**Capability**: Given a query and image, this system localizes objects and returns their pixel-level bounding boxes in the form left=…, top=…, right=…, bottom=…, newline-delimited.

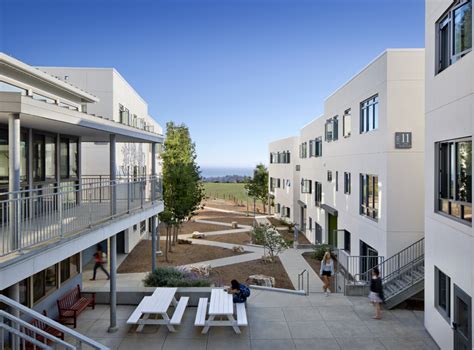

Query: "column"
left=108, top=134, right=118, bottom=333
left=151, top=143, right=157, bottom=269
left=8, top=114, right=20, bottom=251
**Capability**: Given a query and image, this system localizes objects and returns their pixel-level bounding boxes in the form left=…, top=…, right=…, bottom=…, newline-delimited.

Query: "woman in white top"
left=319, top=251, right=334, bottom=296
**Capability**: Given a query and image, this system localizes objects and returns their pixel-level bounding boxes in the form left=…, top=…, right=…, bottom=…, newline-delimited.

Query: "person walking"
left=320, top=251, right=334, bottom=296
left=368, top=267, right=384, bottom=319
left=90, top=244, right=110, bottom=280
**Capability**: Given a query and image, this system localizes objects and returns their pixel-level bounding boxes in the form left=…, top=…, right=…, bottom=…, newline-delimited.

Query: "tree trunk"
left=164, top=226, right=169, bottom=262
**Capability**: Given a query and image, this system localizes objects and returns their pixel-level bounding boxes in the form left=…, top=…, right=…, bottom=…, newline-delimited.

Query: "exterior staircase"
left=343, top=238, right=424, bottom=309
left=0, top=294, right=107, bottom=349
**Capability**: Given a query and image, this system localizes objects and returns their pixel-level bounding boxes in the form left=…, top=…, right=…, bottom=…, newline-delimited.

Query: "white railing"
left=0, top=294, right=108, bottom=350
left=0, top=175, right=162, bottom=257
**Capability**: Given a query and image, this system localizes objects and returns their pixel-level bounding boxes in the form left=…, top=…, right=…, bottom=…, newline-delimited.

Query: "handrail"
left=353, top=237, right=424, bottom=284
left=0, top=294, right=108, bottom=349
left=297, top=269, right=309, bottom=295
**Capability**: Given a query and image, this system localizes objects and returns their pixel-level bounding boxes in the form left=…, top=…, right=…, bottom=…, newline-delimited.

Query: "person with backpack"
left=227, top=279, right=250, bottom=303
left=368, top=267, right=384, bottom=319
left=90, top=244, right=110, bottom=280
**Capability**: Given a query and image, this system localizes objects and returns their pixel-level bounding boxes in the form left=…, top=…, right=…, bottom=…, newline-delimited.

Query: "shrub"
left=312, top=244, right=333, bottom=261
left=143, top=266, right=212, bottom=287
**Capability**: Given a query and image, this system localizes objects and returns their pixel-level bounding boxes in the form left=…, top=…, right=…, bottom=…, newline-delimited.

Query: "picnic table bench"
left=127, top=287, right=189, bottom=332
left=57, top=284, right=95, bottom=328
left=195, top=288, right=248, bottom=334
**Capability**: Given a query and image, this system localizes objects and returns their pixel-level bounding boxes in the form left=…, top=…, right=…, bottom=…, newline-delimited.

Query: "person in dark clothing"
left=227, top=279, right=250, bottom=303
left=90, top=244, right=110, bottom=280
left=368, top=267, right=384, bottom=319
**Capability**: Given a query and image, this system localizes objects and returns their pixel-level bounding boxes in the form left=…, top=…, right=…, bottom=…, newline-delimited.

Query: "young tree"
left=244, top=163, right=269, bottom=213
left=160, top=122, right=204, bottom=255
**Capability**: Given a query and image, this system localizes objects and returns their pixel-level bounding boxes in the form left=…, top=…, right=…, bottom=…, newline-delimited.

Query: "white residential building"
left=424, top=0, right=473, bottom=349
left=270, top=49, right=425, bottom=265
left=0, top=53, right=163, bottom=336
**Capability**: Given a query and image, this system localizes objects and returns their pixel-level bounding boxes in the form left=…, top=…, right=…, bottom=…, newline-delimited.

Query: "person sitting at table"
left=227, top=279, right=250, bottom=303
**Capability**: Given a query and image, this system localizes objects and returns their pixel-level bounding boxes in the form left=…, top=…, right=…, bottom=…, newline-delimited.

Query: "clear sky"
left=1, top=0, right=425, bottom=169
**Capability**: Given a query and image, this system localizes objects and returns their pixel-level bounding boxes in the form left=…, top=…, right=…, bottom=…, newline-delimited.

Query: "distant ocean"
left=200, top=166, right=253, bottom=178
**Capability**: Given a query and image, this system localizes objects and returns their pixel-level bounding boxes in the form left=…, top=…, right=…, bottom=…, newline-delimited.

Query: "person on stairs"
left=320, top=251, right=334, bottom=296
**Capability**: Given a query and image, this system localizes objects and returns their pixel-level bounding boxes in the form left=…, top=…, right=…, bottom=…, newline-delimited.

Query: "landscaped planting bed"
left=196, top=210, right=257, bottom=226
left=209, top=257, right=294, bottom=290
left=278, top=229, right=311, bottom=245
left=203, top=232, right=252, bottom=245
left=302, top=252, right=337, bottom=292
left=117, top=240, right=246, bottom=273
left=158, top=220, right=232, bottom=236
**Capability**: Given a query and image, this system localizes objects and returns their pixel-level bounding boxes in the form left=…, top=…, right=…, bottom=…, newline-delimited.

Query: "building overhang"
left=321, top=204, right=338, bottom=216
left=0, top=92, right=164, bottom=143
left=297, top=200, right=307, bottom=208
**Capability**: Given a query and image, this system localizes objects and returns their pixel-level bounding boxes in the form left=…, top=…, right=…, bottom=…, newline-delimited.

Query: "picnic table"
left=127, top=287, right=189, bottom=332
left=197, top=288, right=247, bottom=334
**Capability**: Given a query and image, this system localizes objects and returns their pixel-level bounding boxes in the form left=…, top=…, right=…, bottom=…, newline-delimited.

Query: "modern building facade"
left=424, top=0, right=473, bottom=349
left=0, top=53, right=164, bottom=332
left=270, top=49, right=425, bottom=262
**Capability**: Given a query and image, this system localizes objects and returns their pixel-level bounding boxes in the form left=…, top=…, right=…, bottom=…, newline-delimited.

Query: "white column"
left=108, top=134, right=118, bottom=333
left=8, top=114, right=20, bottom=251
left=151, top=143, right=157, bottom=269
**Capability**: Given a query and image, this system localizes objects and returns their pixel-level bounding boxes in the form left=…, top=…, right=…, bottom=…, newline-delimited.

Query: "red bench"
left=57, top=284, right=95, bottom=328
left=25, top=310, right=64, bottom=349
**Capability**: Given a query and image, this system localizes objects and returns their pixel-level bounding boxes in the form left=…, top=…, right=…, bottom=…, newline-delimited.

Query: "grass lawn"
left=203, top=182, right=249, bottom=202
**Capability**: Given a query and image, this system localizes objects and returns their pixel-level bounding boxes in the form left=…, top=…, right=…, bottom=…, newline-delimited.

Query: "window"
left=140, top=220, right=146, bottom=233
left=327, top=171, right=332, bottom=182
left=301, top=179, right=312, bottom=194
left=276, top=203, right=281, bottom=213
left=314, top=137, right=322, bottom=157
left=344, top=172, right=351, bottom=194
left=344, top=230, right=351, bottom=253
left=325, top=116, right=339, bottom=142
left=299, top=142, right=308, bottom=158
left=437, top=0, right=472, bottom=73
left=60, top=253, right=80, bottom=283
left=33, top=134, right=44, bottom=181
left=343, top=109, right=351, bottom=137
left=33, top=265, right=57, bottom=303
left=335, top=171, right=339, bottom=191
left=360, top=174, right=379, bottom=220
left=270, top=177, right=281, bottom=191
left=360, top=95, right=379, bottom=133
left=309, top=140, right=314, bottom=157
left=314, top=181, right=322, bottom=206
left=438, top=138, right=472, bottom=223
left=119, top=104, right=130, bottom=125
left=60, top=138, right=79, bottom=179
left=315, top=223, right=323, bottom=243
left=435, top=266, right=451, bottom=320
left=308, top=217, right=312, bottom=231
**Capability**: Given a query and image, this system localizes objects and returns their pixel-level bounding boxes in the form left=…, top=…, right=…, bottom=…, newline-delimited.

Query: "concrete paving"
left=279, top=248, right=324, bottom=292
left=69, top=289, right=439, bottom=350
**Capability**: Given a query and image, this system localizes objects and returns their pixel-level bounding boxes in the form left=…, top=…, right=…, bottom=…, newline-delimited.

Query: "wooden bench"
left=170, top=297, right=189, bottom=325
left=57, top=284, right=95, bottom=328
left=25, top=311, right=64, bottom=349
left=235, top=303, right=248, bottom=326
left=194, top=298, right=208, bottom=327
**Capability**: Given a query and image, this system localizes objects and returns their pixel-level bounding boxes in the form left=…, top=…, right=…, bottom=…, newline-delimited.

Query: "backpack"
left=240, top=285, right=251, bottom=298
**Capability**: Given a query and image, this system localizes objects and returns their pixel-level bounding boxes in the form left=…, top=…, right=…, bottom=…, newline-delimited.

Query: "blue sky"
left=1, top=0, right=425, bottom=169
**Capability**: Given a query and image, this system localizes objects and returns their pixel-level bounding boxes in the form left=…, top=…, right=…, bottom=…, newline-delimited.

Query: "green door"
left=328, top=213, right=338, bottom=246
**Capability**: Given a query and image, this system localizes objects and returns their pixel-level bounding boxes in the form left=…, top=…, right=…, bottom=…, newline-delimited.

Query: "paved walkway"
left=72, top=290, right=439, bottom=350
left=280, top=248, right=324, bottom=292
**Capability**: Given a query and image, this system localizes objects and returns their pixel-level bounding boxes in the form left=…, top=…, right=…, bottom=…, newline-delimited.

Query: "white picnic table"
left=201, top=288, right=243, bottom=334
left=127, top=287, right=189, bottom=332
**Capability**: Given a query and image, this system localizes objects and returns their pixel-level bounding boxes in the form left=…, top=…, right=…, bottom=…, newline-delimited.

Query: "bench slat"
left=236, top=303, right=248, bottom=326
left=170, top=297, right=189, bottom=325
left=127, top=296, right=152, bottom=324
left=194, top=298, right=208, bottom=326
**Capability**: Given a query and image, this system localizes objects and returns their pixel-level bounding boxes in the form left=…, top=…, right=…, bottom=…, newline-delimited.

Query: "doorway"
left=453, top=285, right=472, bottom=350
left=327, top=213, right=337, bottom=246
left=359, top=240, right=378, bottom=275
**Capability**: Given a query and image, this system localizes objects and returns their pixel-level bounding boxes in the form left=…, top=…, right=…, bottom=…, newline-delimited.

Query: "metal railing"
left=297, top=269, right=309, bottom=295
left=0, top=175, right=162, bottom=257
left=0, top=294, right=108, bottom=350
left=336, top=249, right=385, bottom=283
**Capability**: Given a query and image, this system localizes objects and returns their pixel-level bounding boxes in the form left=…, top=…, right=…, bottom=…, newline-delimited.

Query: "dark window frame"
left=360, top=95, right=379, bottom=134
left=435, top=266, right=451, bottom=322
left=360, top=173, right=379, bottom=221
left=344, top=172, right=351, bottom=194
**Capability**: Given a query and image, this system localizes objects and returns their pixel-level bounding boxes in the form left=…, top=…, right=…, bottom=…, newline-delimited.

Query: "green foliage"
left=312, top=244, right=333, bottom=261
left=143, top=267, right=211, bottom=287
left=244, top=163, right=269, bottom=210
left=251, top=224, right=289, bottom=262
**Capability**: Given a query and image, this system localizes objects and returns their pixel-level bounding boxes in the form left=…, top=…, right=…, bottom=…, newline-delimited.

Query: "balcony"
left=0, top=175, right=162, bottom=258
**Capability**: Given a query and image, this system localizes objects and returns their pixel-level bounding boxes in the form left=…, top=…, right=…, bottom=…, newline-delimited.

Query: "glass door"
left=453, top=284, right=472, bottom=350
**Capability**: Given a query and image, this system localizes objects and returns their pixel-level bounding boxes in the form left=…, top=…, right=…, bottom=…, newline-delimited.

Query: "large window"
left=60, top=138, right=79, bottom=179
left=299, top=142, right=308, bottom=158
left=315, top=137, right=322, bottom=157
left=344, top=172, right=351, bottom=194
left=60, top=254, right=80, bottom=284
left=360, top=95, right=379, bottom=133
left=360, top=174, right=379, bottom=220
left=301, top=179, right=312, bottom=194
left=435, top=266, right=451, bottom=321
left=325, top=116, right=339, bottom=142
left=343, top=109, right=351, bottom=137
left=32, top=134, right=56, bottom=182
left=314, top=181, right=322, bottom=206
left=437, top=0, right=472, bottom=73
left=33, top=265, right=57, bottom=303
left=438, top=138, right=472, bottom=223
left=270, top=151, right=290, bottom=164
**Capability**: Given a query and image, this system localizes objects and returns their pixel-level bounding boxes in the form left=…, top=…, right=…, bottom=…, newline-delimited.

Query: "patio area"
left=67, top=290, right=438, bottom=350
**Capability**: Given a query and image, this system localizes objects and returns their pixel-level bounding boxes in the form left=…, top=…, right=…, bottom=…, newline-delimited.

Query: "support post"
left=151, top=143, right=158, bottom=268
left=108, top=134, right=118, bottom=333
left=8, top=114, right=20, bottom=252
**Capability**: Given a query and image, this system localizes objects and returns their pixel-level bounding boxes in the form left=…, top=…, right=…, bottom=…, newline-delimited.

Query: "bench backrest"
left=57, top=285, right=81, bottom=309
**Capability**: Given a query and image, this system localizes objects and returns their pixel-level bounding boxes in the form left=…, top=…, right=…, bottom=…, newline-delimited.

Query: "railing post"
left=59, top=192, right=64, bottom=238
left=88, top=192, right=92, bottom=228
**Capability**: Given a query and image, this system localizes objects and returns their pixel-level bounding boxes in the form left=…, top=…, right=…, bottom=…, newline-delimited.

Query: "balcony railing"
left=0, top=175, right=162, bottom=257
